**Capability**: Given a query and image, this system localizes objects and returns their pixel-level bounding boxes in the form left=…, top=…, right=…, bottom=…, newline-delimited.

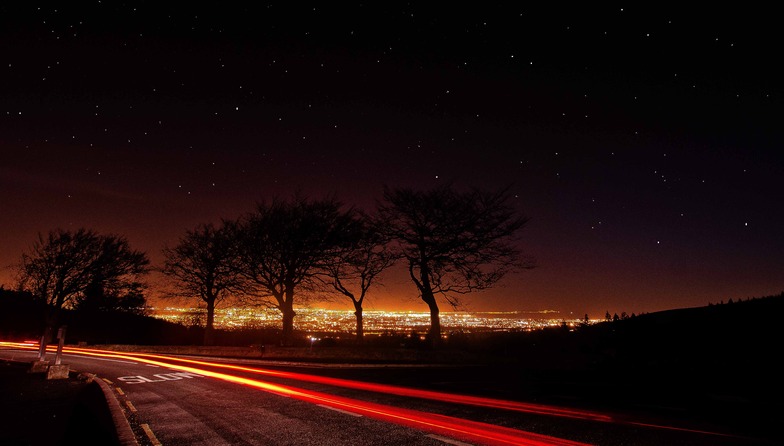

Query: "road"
left=0, top=342, right=776, bottom=446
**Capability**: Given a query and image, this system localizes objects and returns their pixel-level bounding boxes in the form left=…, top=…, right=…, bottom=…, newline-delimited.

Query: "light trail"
left=0, top=341, right=588, bottom=446
left=1, top=341, right=746, bottom=442
left=91, top=349, right=613, bottom=422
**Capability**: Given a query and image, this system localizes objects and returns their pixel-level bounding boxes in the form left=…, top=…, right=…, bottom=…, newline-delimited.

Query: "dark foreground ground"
left=0, top=360, right=121, bottom=446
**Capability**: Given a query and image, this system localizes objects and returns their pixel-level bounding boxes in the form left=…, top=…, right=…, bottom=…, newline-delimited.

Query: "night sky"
left=2, top=3, right=782, bottom=318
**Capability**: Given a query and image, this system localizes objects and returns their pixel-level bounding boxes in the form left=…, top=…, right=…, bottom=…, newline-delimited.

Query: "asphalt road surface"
left=0, top=343, right=776, bottom=446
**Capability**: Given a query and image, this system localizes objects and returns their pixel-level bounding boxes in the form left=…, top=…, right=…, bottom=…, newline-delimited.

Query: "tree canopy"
left=8, top=185, right=537, bottom=348
left=161, top=221, right=243, bottom=345
left=377, top=184, right=534, bottom=343
left=235, top=194, right=361, bottom=345
left=16, top=228, right=150, bottom=334
left=323, top=213, right=397, bottom=342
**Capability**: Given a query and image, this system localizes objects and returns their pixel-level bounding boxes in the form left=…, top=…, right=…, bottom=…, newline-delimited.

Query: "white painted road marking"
left=117, top=371, right=205, bottom=384
left=426, top=434, right=474, bottom=446
left=317, top=404, right=363, bottom=417
left=62, top=354, right=137, bottom=364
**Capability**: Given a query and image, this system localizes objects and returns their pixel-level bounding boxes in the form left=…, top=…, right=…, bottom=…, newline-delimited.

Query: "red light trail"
left=1, top=341, right=746, bottom=444
left=1, top=341, right=587, bottom=445
left=106, top=350, right=614, bottom=422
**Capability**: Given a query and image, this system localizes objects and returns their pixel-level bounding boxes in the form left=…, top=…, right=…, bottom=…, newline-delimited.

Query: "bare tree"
left=235, top=194, right=360, bottom=346
left=74, top=233, right=151, bottom=315
left=161, top=221, right=242, bottom=345
left=323, top=215, right=397, bottom=342
left=16, top=228, right=149, bottom=352
left=377, top=184, right=534, bottom=344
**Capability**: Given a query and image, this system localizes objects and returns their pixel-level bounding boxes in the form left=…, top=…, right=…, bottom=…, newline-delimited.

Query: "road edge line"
left=95, top=374, right=139, bottom=446
left=141, top=423, right=163, bottom=446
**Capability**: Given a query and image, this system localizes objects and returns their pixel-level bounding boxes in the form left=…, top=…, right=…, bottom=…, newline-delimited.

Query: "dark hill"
left=0, top=288, right=200, bottom=345
left=578, top=292, right=782, bottom=381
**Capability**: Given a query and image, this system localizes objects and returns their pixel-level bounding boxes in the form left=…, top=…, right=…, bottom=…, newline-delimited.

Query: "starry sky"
left=2, top=3, right=782, bottom=318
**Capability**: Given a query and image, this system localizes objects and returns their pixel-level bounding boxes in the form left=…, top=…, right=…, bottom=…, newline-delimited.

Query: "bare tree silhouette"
left=235, top=194, right=360, bottom=346
left=16, top=228, right=149, bottom=351
left=377, top=184, right=534, bottom=345
left=323, top=213, right=397, bottom=342
left=161, top=221, right=243, bottom=345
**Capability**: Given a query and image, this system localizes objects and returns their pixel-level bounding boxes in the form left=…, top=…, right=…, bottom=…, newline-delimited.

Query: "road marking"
left=317, top=404, right=363, bottom=417
left=102, top=378, right=113, bottom=384
left=117, top=371, right=205, bottom=384
left=125, top=400, right=137, bottom=413
left=141, top=423, right=162, bottom=446
left=61, top=354, right=137, bottom=364
left=426, top=434, right=474, bottom=446
left=115, top=387, right=125, bottom=396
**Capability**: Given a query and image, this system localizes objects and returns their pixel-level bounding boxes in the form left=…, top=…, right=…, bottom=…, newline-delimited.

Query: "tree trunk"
left=417, top=262, right=441, bottom=347
left=354, top=303, right=364, bottom=343
left=204, top=298, right=215, bottom=346
left=421, top=289, right=441, bottom=347
left=280, top=291, right=296, bottom=346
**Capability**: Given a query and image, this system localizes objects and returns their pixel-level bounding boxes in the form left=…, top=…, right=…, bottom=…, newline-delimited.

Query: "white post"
left=37, top=326, right=51, bottom=361
left=54, top=325, right=67, bottom=366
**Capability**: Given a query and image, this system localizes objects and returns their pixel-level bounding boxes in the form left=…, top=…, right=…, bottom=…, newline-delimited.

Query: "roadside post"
left=54, top=325, right=67, bottom=365
left=46, top=325, right=69, bottom=379
left=37, top=326, right=51, bottom=361
left=28, top=326, right=52, bottom=373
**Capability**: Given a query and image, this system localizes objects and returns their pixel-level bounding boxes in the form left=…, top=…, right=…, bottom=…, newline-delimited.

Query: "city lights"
left=152, top=307, right=592, bottom=334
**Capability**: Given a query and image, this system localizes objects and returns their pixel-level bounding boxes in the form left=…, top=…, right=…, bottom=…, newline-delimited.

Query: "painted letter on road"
left=118, top=371, right=204, bottom=384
